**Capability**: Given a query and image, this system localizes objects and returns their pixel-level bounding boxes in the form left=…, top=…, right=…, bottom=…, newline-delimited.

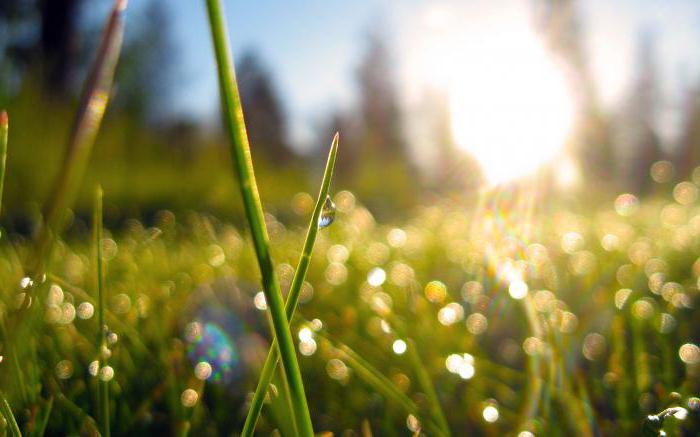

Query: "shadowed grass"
left=0, top=391, right=21, bottom=437
left=242, top=133, right=339, bottom=436
left=204, top=0, right=313, bottom=434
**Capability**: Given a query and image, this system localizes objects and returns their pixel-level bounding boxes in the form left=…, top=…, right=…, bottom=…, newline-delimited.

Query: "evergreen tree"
left=622, top=33, right=663, bottom=194
left=534, top=0, right=616, bottom=185
left=236, top=49, right=295, bottom=166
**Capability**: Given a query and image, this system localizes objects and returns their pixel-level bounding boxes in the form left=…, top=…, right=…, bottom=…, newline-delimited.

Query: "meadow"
left=0, top=0, right=699, bottom=436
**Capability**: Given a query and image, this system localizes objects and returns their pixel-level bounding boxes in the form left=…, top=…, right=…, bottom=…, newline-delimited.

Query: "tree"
left=619, top=32, right=663, bottom=194
left=114, top=1, right=175, bottom=123
left=0, top=0, right=81, bottom=97
left=236, top=49, right=295, bottom=166
left=677, top=82, right=700, bottom=179
left=534, top=0, right=616, bottom=186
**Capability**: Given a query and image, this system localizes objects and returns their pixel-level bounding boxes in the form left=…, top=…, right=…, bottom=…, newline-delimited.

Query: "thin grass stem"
left=94, top=186, right=110, bottom=437
left=0, top=111, right=8, bottom=215
left=318, top=333, right=446, bottom=437
left=204, top=0, right=313, bottom=434
left=241, top=134, right=338, bottom=436
left=0, top=391, right=21, bottom=437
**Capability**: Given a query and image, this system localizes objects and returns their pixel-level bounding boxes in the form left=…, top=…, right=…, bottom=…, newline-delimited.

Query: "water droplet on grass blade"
left=318, top=195, right=336, bottom=228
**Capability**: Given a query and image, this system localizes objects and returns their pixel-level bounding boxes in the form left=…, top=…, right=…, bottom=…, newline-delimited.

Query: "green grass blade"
left=204, top=1, right=313, bottom=434
left=242, top=134, right=338, bottom=436
left=0, top=110, right=8, bottom=215
left=28, top=0, right=127, bottom=279
left=405, top=339, right=450, bottom=435
left=0, top=391, right=22, bottom=437
left=317, top=332, right=446, bottom=437
left=34, top=396, right=54, bottom=437
left=384, top=315, right=450, bottom=435
left=93, top=186, right=110, bottom=437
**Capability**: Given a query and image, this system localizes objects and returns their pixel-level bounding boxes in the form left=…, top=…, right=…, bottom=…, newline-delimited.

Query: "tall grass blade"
left=0, top=391, right=22, bottom=437
left=28, top=0, right=127, bottom=279
left=242, top=134, right=338, bottom=436
left=0, top=110, right=8, bottom=214
left=204, top=0, right=313, bottom=434
left=93, top=186, right=110, bottom=437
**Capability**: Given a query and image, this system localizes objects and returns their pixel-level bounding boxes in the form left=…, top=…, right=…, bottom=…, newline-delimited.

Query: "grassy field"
left=0, top=177, right=699, bottom=435
left=0, top=0, right=698, bottom=436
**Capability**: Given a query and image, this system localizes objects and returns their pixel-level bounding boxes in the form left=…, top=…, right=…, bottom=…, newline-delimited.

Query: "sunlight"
left=409, top=5, right=576, bottom=185
left=449, top=29, right=575, bottom=184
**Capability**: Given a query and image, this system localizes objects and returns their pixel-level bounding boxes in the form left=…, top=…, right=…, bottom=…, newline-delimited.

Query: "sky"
left=148, top=0, right=700, bottom=150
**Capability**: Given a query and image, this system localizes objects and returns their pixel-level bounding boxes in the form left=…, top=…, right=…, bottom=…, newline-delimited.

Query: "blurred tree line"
left=536, top=0, right=700, bottom=196
left=1, top=0, right=700, bottom=230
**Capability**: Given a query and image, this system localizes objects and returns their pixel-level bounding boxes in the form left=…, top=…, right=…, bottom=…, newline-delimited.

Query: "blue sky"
left=145, top=0, right=700, bottom=148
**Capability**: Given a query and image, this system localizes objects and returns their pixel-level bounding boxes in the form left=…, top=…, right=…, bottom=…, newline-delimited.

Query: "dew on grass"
left=466, top=313, right=488, bottom=335
left=55, top=360, right=73, bottom=379
left=99, top=365, right=114, bottom=381
left=387, top=228, right=407, bottom=248
left=77, top=302, right=94, bottom=319
left=107, top=332, right=119, bottom=345
left=679, top=343, right=700, bottom=364
left=60, top=302, right=76, bottom=324
left=392, top=339, right=407, bottom=355
left=650, top=160, right=674, bottom=183
left=318, top=195, right=336, bottom=228
left=299, top=339, right=317, bottom=356
left=309, top=318, right=323, bottom=331
left=582, top=333, right=606, bottom=361
left=688, top=397, right=700, bottom=411
left=615, top=193, right=639, bottom=216
left=446, top=353, right=475, bottom=379
left=19, top=276, right=33, bottom=289
left=194, top=361, right=213, bottom=380
left=406, top=414, right=421, bottom=432
left=47, top=284, right=64, bottom=306
left=367, top=267, right=386, bottom=286
left=88, top=360, right=99, bottom=376
left=438, top=302, right=464, bottom=326
left=509, top=279, right=528, bottom=299
left=326, top=358, right=349, bottom=381
left=482, top=401, right=499, bottom=423
left=181, top=388, right=198, bottom=407
left=100, top=345, right=112, bottom=360
left=253, top=291, right=267, bottom=311
left=425, top=280, right=447, bottom=303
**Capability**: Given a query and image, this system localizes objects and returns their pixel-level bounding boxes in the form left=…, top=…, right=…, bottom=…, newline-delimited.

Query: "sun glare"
left=450, top=30, right=574, bottom=184
left=411, top=7, right=576, bottom=185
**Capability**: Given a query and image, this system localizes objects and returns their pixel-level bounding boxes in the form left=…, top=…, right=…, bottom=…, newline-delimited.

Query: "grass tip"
left=0, top=111, right=7, bottom=129
left=332, top=131, right=339, bottom=145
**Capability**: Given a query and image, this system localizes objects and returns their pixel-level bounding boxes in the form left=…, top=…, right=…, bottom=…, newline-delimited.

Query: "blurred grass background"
left=0, top=0, right=699, bottom=435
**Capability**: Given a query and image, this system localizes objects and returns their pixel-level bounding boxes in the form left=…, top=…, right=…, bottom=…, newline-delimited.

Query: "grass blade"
left=204, top=1, right=313, bottom=434
left=317, top=332, right=446, bottom=437
left=405, top=339, right=450, bottom=435
left=93, top=186, right=110, bottom=437
left=0, top=391, right=22, bottom=437
left=0, top=110, right=8, bottom=214
left=28, top=0, right=127, bottom=279
left=242, top=134, right=338, bottom=436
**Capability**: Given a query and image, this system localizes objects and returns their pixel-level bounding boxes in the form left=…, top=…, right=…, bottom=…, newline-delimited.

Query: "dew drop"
left=99, top=365, right=114, bottom=381
left=19, top=276, right=33, bottom=289
left=318, top=195, right=336, bottom=229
